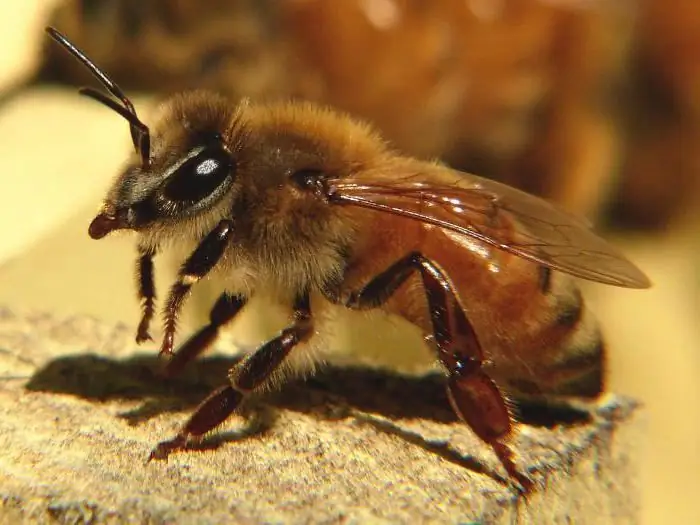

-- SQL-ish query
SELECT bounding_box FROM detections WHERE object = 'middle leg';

[148,293,313,461]
[164,292,247,377]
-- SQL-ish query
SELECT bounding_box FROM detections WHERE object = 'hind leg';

[345,251,532,492]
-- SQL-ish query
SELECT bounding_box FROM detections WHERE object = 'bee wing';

[330,167,651,289]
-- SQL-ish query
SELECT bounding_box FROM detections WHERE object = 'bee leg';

[159,220,234,356]
[135,245,157,343]
[345,252,532,493]
[148,294,313,461]
[147,385,243,462]
[164,293,247,377]
[443,299,533,494]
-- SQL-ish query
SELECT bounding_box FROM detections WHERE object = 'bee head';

[45,27,239,241]
[92,91,243,243]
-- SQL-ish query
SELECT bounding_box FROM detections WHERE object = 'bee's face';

[89,92,242,239]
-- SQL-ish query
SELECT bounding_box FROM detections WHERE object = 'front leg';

[148,293,313,461]
[160,220,234,356]
[346,252,532,492]
[135,244,157,343]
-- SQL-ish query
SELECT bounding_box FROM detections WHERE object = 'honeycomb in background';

[613,0,700,229]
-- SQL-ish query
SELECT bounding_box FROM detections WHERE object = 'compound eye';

[162,145,233,204]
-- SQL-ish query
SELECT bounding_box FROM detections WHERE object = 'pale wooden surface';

[0,310,642,524]
[0,2,699,523]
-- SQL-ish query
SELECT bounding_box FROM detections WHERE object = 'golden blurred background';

[0,1,699,523]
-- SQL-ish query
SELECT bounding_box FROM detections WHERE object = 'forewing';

[330,167,651,288]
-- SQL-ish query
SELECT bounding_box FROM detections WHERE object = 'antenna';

[45,27,151,168]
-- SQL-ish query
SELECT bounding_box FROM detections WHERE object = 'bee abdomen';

[540,281,606,398]
[505,277,606,399]
[546,335,605,398]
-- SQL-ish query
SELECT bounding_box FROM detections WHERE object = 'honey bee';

[46,27,650,493]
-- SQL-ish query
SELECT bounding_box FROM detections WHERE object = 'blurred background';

[0,1,698,522]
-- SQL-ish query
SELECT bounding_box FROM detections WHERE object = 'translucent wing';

[329,166,651,288]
